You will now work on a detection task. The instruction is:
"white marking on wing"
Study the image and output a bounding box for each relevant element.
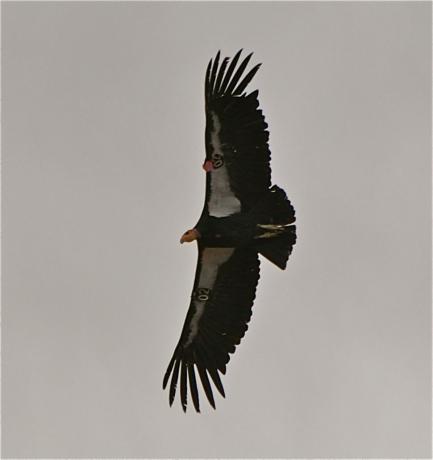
[185,303,205,348]
[184,248,235,347]
[208,113,241,217]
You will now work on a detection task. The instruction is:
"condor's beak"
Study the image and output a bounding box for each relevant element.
[180,228,200,244]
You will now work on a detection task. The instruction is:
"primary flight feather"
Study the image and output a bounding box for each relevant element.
[163,50,297,412]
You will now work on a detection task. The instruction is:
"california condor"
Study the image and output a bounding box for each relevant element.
[163,50,297,412]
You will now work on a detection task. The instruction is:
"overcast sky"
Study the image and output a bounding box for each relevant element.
[3,1,431,458]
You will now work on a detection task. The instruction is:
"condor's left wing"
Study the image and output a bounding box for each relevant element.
[163,244,260,412]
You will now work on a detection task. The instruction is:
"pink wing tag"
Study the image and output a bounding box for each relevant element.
[202,160,214,172]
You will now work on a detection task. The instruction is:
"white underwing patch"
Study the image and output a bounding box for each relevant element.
[184,247,234,346]
[208,113,241,217]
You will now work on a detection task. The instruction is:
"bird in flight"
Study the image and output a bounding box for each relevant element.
[163,49,297,412]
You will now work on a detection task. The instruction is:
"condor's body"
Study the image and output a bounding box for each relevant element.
[163,50,297,412]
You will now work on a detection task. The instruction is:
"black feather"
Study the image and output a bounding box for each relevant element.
[195,334,226,374]
[197,364,215,409]
[169,358,181,406]
[188,363,200,413]
[233,63,261,95]
[205,58,212,100]
[209,50,220,94]
[180,361,188,412]
[214,57,229,95]
[162,353,176,389]
[197,331,228,374]
[225,52,253,95]
[207,367,226,398]
[218,49,243,95]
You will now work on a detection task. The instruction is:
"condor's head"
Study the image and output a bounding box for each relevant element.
[180,228,200,244]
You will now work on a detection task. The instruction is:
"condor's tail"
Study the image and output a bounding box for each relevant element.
[253,185,297,270]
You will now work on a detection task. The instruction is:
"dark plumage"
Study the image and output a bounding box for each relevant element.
[163,50,297,412]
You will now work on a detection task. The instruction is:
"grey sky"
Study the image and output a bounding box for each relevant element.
[2,1,431,457]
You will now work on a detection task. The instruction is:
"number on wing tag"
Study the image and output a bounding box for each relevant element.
[193,288,211,301]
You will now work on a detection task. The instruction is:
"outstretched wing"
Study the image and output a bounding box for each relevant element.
[204,50,272,217]
[163,244,260,412]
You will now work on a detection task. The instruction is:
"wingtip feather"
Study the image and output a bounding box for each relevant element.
[180,361,188,412]
[226,51,254,95]
[188,362,201,413]
[219,49,243,95]
[233,63,262,96]
[197,365,216,409]
[169,358,181,406]
[208,367,226,398]
[162,354,176,389]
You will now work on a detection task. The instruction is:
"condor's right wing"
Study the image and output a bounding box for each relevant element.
[203,50,272,217]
